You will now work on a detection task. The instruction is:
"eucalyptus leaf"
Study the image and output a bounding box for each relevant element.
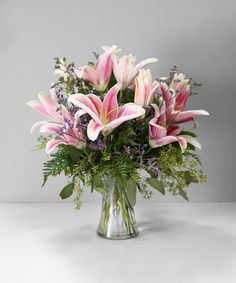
[68,147,81,162]
[178,188,189,201]
[190,176,199,183]
[60,182,74,199]
[147,170,158,178]
[184,171,192,185]
[185,171,199,184]
[146,178,165,195]
[92,175,104,193]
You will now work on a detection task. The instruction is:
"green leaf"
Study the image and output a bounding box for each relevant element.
[190,176,199,183]
[179,188,189,201]
[184,171,192,185]
[180,130,198,137]
[68,147,81,162]
[184,171,199,184]
[146,178,165,195]
[33,143,46,151]
[91,175,104,193]
[147,169,158,178]
[125,180,137,206]
[187,144,196,151]
[60,182,74,199]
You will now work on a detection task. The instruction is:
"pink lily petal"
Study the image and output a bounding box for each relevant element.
[134,69,159,107]
[38,93,59,120]
[176,136,188,152]
[175,88,189,111]
[74,67,84,79]
[167,125,182,136]
[62,132,78,144]
[40,122,62,134]
[181,135,202,149]
[149,135,187,152]
[46,139,66,155]
[30,121,47,133]
[160,84,176,117]
[82,65,99,85]
[60,104,73,123]
[101,84,120,122]
[75,109,86,119]
[134,75,146,106]
[87,94,102,114]
[175,110,209,124]
[74,109,86,128]
[104,103,145,133]
[149,135,179,148]
[149,118,167,139]
[154,103,167,126]
[87,119,104,141]
[134,58,158,75]
[27,100,51,119]
[146,80,159,106]
[50,88,58,102]
[112,55,130,86]
[97,45,117,83]
[170,73,189,89]
[68,94,102,125]
[151,103,160,117]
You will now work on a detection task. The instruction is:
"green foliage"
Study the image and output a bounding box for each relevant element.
[146,178,165,195]
[144,144,207,200]
[73,178,85,210]
[137,183,153,199]
[42,149,75,187]
[179,188,189,201]
[60,182,74,199]
[34,135,54,151]
[91,174,104,193]
[41,134,207,205]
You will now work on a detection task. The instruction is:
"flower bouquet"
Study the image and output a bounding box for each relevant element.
[28,45,209,239]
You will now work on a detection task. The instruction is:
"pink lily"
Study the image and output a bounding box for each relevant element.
[68,84,145,141]
[149,104,202,152]
[112,53,158,90]
[170,73,190,91]
[169,73,191,112]
[40,122,84,155]
[27,89,70,131]
[27,89,84,154]
[134,69,159,107]
[159,79,209,125]
[74,45,118,92]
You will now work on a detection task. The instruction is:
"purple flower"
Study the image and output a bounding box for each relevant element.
[88,139,106,151]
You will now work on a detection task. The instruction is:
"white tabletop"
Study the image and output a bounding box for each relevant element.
[0,202,235,283]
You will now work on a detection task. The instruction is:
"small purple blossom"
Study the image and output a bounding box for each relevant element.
[147,157,160,175]
[64,117,74,129]
[76,120,89,131]
[88,139,106,151]
[57,127,67,135]
[68,105,79,116]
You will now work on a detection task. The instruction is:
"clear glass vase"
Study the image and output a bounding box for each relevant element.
[97,175,139,240]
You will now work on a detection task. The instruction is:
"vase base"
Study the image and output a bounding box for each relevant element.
[96,229,139,240]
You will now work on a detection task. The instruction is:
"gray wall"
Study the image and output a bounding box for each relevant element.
[1,0,235,202]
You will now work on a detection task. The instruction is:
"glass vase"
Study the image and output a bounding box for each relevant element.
[97,175,139,240]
